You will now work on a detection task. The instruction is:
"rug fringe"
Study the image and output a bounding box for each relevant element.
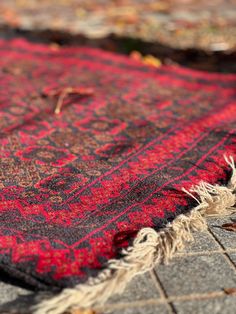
[33,156,236,314]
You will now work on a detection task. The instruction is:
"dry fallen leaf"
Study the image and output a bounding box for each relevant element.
[143,55,162,68]
[221,222,236,232]
[50,43,61,51]
[130,50,142,61]
[130,51,162,68]
[224,287,236,295]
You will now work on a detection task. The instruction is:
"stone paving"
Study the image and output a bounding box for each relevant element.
[0,0,236,51]
[1,214,236,314]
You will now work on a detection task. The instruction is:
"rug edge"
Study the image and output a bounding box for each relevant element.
[33,156,236,314]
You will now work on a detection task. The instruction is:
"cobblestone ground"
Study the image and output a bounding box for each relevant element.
[1,214,236,314]
[0,0,235,51]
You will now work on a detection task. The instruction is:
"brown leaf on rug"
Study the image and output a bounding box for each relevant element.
[221,222,236,232]
[224,287,236,295]
[130,51,162,68]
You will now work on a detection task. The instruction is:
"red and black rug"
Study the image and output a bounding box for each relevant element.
[0,39,235,313]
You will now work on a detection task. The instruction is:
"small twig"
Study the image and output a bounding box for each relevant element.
[42,86,94,114]
[54,89,69,115]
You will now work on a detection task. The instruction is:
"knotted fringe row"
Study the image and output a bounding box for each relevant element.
[33,156,236,314]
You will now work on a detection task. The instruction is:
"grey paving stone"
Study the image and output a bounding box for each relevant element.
[173,296,236,314]
[180,231,219,253]
[155,254,236,297]
[0,282,30,305]
[228,253,236,265]
[103,304,170,314]
[208,214,236,250]
[107,272,160,304]
[0,289,56,314]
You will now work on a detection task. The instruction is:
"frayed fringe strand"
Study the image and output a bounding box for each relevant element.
[33,156,236,314]
[182,155,236,216]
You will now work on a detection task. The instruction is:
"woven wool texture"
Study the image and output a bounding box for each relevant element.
[0,39,236,290]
